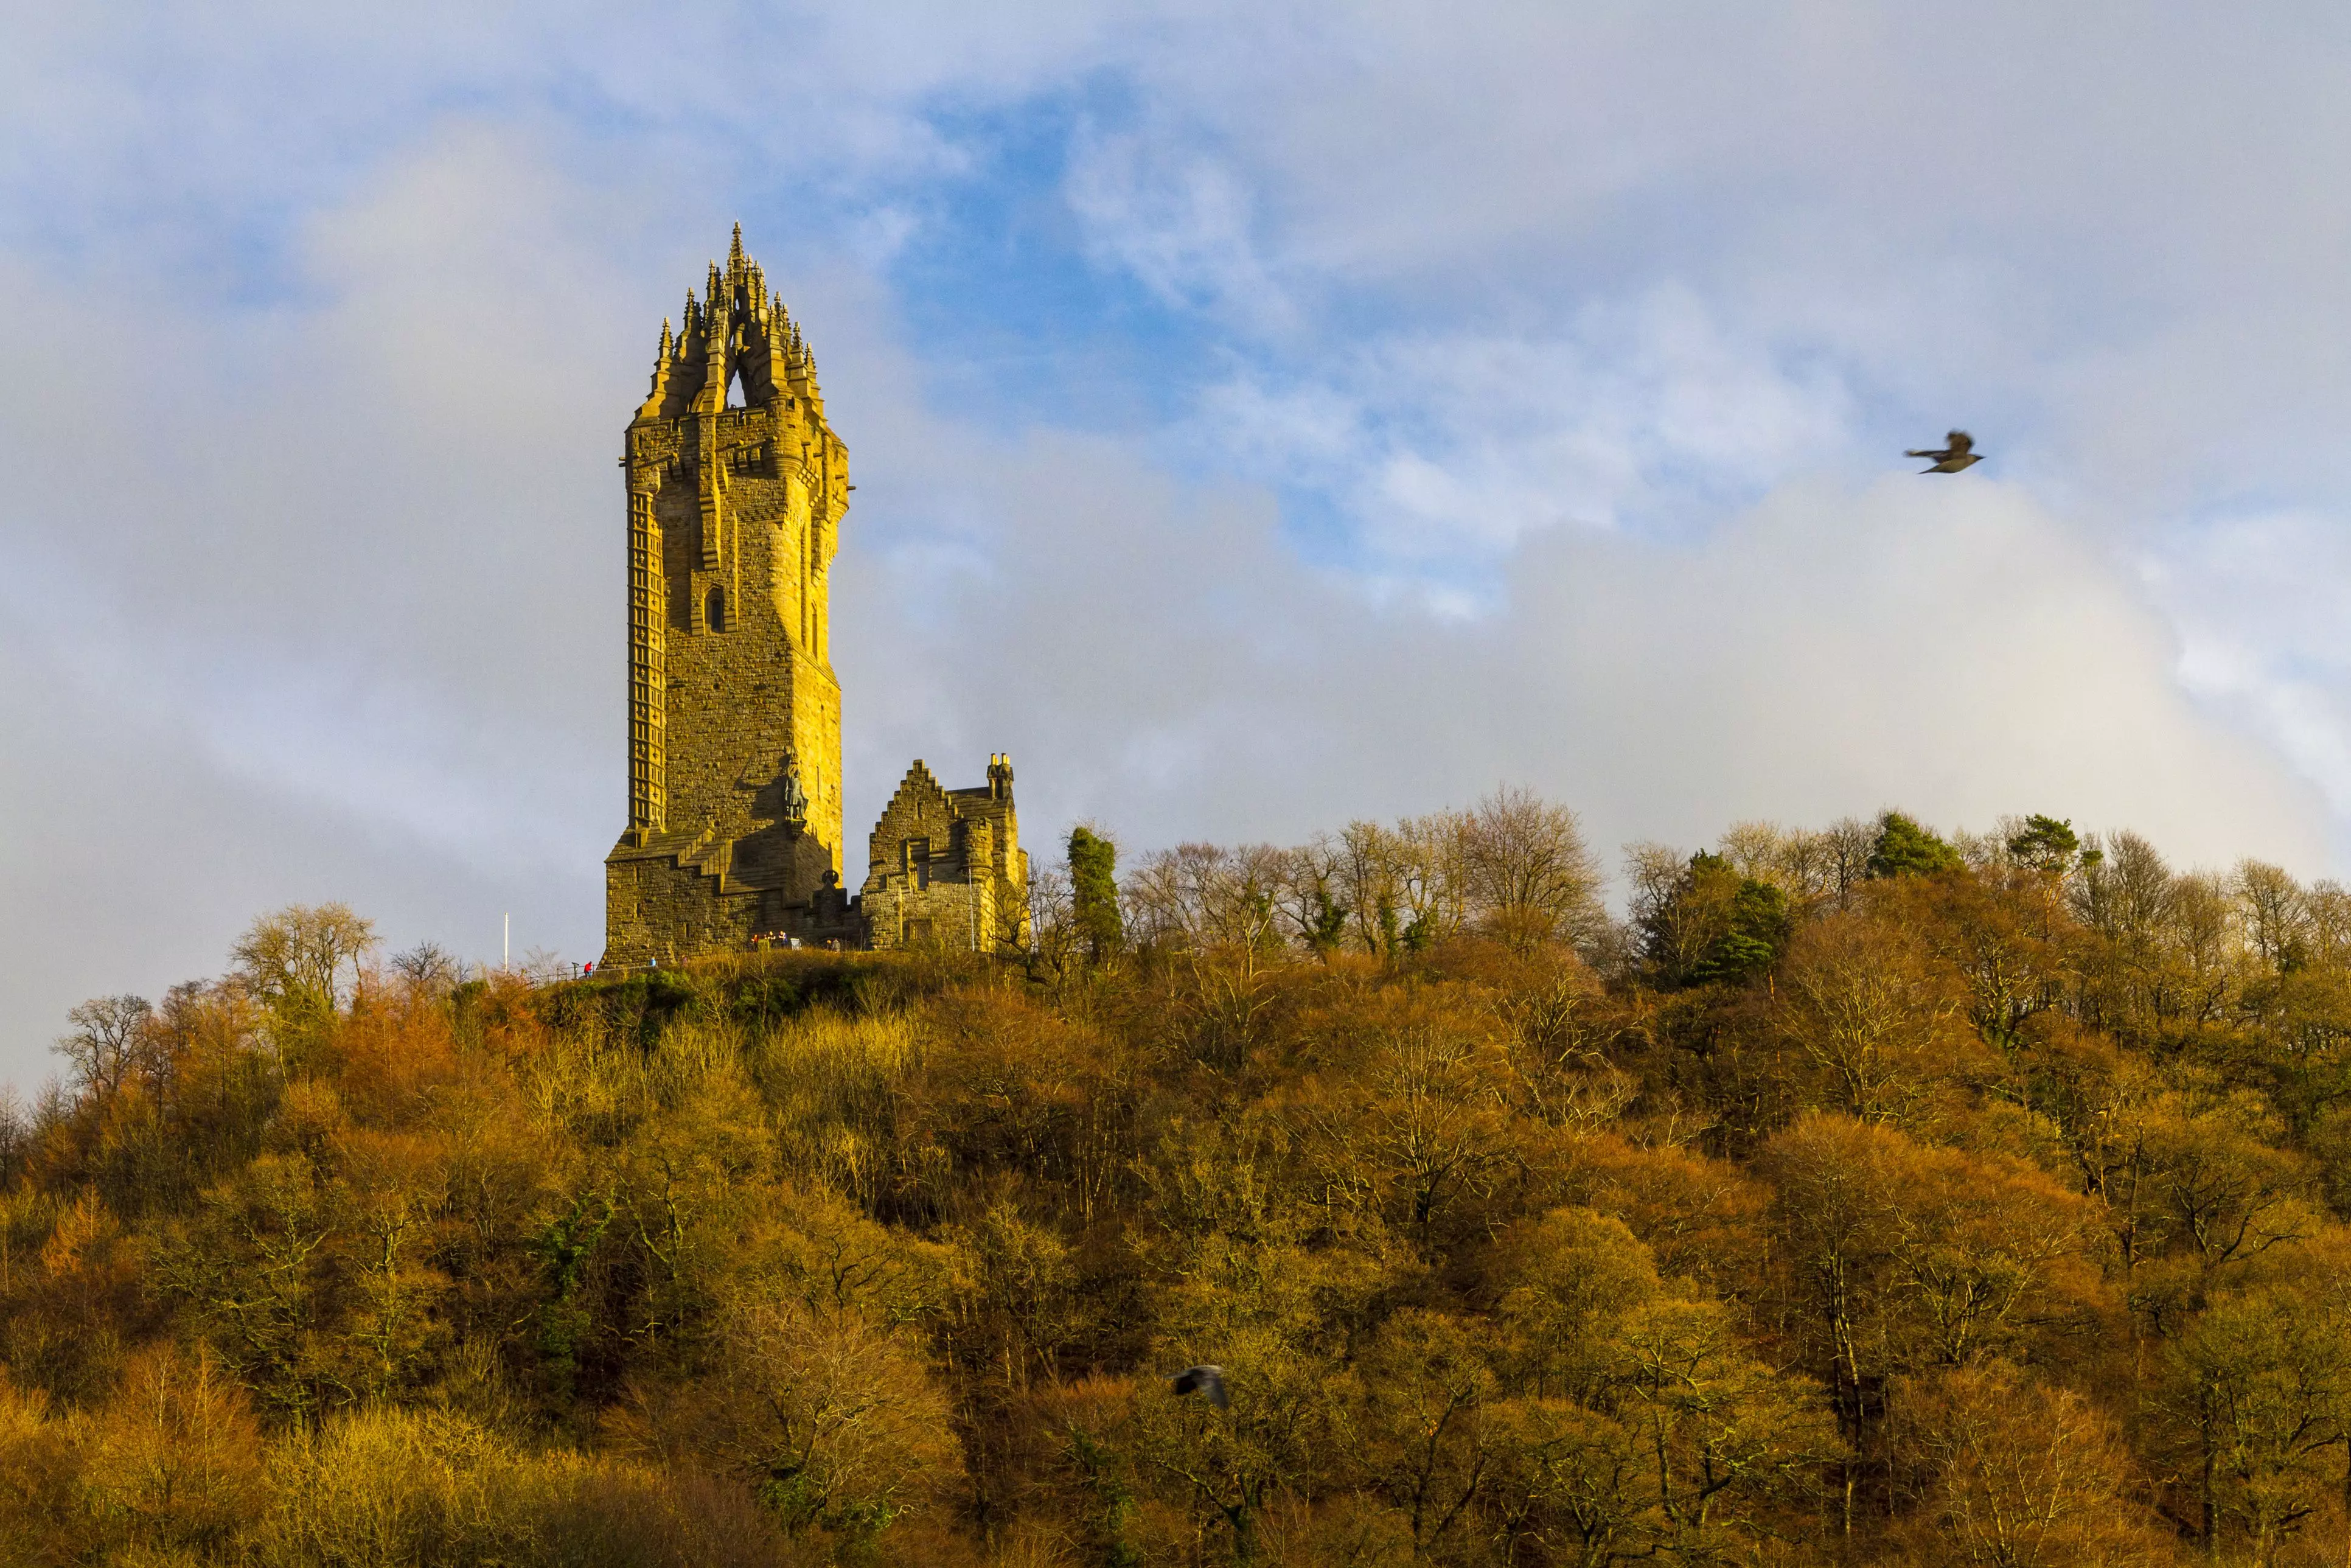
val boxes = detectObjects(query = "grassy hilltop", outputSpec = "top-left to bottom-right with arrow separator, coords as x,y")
7,796 -> 2351,1567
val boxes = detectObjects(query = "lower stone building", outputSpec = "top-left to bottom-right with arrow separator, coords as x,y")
860,756 -> 1031,952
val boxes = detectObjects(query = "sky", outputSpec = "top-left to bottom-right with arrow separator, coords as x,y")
7,2 -> 2351,1085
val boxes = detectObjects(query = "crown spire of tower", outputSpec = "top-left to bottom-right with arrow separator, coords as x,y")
633,229 -> 826,420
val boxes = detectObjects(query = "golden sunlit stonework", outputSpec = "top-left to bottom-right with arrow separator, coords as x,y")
861,756 -> 1031,953
603,229 -> 1026,963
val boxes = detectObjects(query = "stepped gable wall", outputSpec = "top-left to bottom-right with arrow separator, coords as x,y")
862,756 -> 1030,953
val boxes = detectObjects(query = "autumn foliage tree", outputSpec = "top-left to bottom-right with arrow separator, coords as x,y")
15,793 -> 2351,1566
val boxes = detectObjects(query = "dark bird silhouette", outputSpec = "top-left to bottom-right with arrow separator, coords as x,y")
1171,1365 -> 1229,1409
1906,430 -> 1983,473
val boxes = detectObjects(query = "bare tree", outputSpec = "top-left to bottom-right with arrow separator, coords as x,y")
1334,820 -> 1409,956
54,993 -> 155,1098
1457,786 -> 1603,953
391,941 -> 462,996
0,1087 -> 27,1188
1718,820 -> 1845,903
1126,843 -> 1293,1068
1774,915 -> 1962,1123
2234,860 -> 2310,975
1819,817 -> 1879,905
1270,840 -> 1348,956
1125,843 -> 1286,956
1395,810 -> 1471,946
2305,880 -> 2351,970
2071,832 -> 2175,946
231,902 -> 377,1019
1019,864 -> 1085,983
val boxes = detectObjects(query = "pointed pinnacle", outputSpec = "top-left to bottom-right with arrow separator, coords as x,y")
730,222 -> 745,269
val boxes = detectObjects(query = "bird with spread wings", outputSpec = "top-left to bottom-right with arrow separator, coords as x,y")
1170,1365 -> 1229,1409
1906,430 -> 1984,473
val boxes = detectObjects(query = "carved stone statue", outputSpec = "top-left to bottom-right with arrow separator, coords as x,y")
781,753 -> 808,825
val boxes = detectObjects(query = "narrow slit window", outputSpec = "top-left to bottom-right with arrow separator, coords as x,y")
706,587 -> 725,631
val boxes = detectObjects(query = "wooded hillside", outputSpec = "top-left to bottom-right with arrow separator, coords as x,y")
5,796 -> 2350,1568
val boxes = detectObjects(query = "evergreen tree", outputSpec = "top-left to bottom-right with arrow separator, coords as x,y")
1866,812 -> 1964,879
2006,812 -> 2089,873
1695,877 -> 1793,984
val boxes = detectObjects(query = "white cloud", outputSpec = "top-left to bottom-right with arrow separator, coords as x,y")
1194,287 -> 1856,576
1065,129 -> 1297,333
834,394 -> 2324,880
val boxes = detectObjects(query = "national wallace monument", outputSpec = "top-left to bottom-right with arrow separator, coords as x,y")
601,228 -> 1028,966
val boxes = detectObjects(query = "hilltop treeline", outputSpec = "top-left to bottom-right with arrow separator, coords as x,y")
7,794 -> 2351,1567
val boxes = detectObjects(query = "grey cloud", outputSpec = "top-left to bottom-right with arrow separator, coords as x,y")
7,4 -> 2351,1090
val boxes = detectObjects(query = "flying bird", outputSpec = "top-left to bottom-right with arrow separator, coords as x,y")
1171,1365 -> 1229,1409
1906,430 -> 1983,473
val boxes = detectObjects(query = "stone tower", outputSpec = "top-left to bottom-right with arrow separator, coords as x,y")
604,227 -> 857,964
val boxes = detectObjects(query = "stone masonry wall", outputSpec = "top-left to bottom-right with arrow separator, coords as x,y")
862,759 -> 1030,953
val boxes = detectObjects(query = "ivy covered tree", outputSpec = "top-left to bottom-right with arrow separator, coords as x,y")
1067,825 -> 1124,964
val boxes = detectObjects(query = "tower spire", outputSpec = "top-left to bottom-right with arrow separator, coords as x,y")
729,222 -> 746,275
639,318 -> 677,417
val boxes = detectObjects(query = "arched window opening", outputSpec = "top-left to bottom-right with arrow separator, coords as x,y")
706,587 -> 725,632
